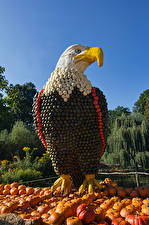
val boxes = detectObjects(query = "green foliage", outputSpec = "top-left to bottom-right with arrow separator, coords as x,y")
0,121 -> 44,160
119,149 -> 130,168
135,151 -> 149,169
0,66 -> 8,91
144,97 -> 149,120
11,148 -> 56,178
5,82 -> 37,126
1,168 -> 42,184
10,121 -> 36,148
35,150 -> 56,177
0,129 -> 15,159
104,113 -> 149,169
12,151 -> 35,171
108,106 -> 131,129
0,66 -> 12,131
0,146 -> 56,185
133,89 -> 149,115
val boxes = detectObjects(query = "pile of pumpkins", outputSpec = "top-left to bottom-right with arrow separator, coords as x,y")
0,178 -> 149,225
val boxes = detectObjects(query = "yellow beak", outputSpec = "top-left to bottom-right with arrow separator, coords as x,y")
74,47 -> 104,67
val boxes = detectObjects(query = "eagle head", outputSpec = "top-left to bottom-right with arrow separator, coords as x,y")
44,44 -> 104,100
56,44 -> 104,73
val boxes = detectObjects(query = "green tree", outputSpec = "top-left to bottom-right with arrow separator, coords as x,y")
144,97 -> 149,120
10,121 -> 37,155
108,106 -> 131,129
135,151 -> 149,169
105,113 -> 149,169
0,66 -> 12,130
0,129 -> 14,159
0,66 -> 8,91
133,89 -> 149,115
0,121 -> 45,160
6,82 -> 37,126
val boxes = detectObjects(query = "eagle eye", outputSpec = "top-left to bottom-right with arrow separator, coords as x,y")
75,49 -> 81,54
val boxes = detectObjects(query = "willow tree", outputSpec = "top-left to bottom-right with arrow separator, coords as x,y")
135,151 -> 149,169
104,113 -> 149,168
144,97 -> 149,120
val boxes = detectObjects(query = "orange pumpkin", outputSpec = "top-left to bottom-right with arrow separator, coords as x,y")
30,210 -> 41,217
19,189 -> 26,195
46,211 -> 65,225
105,209 -> 120,221
141,205 -> 149,216
18,184 -> 26,190
37,204 -> 51,215
65,216 -> 83,225
18,199 -> 30,210
113,201 -> 124,211
10,182 -> 19,189
26,187 -> 34,195
10,187 -> 18,195
0,205 -> 12,214
4,184 -> 11,190
34,187 -> 41,195
120,207 -> 133,218
20,213 -> 31,219
95,207 -> 106,222
6,201 -> 18,211
0,188 -> 3,195
3,189 -> 10,195
41,213 -> 50,220
142,199 -> 149,206
121,198 -> 131,206
100,199 -> 113,210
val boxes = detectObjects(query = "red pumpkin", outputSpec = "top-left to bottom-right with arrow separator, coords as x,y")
126,214 -> 149,225
77,204 -> 95,224
111,217 -> 126,225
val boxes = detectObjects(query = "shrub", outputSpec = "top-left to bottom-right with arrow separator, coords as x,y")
10,121 -> 37,157
35,150 -> 56,177
0,129 -> 15,159
0,121 -> 45,160
1,168 -> 42,184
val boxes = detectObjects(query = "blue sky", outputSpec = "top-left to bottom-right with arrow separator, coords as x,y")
0,0 -> 149,110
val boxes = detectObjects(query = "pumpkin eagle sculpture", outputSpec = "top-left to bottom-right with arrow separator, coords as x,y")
33,44 -> 108,194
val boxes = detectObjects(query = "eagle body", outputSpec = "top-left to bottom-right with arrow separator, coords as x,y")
33,45 -> 108,190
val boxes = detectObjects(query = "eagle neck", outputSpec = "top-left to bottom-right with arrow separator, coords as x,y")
43,67 -> 92,102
